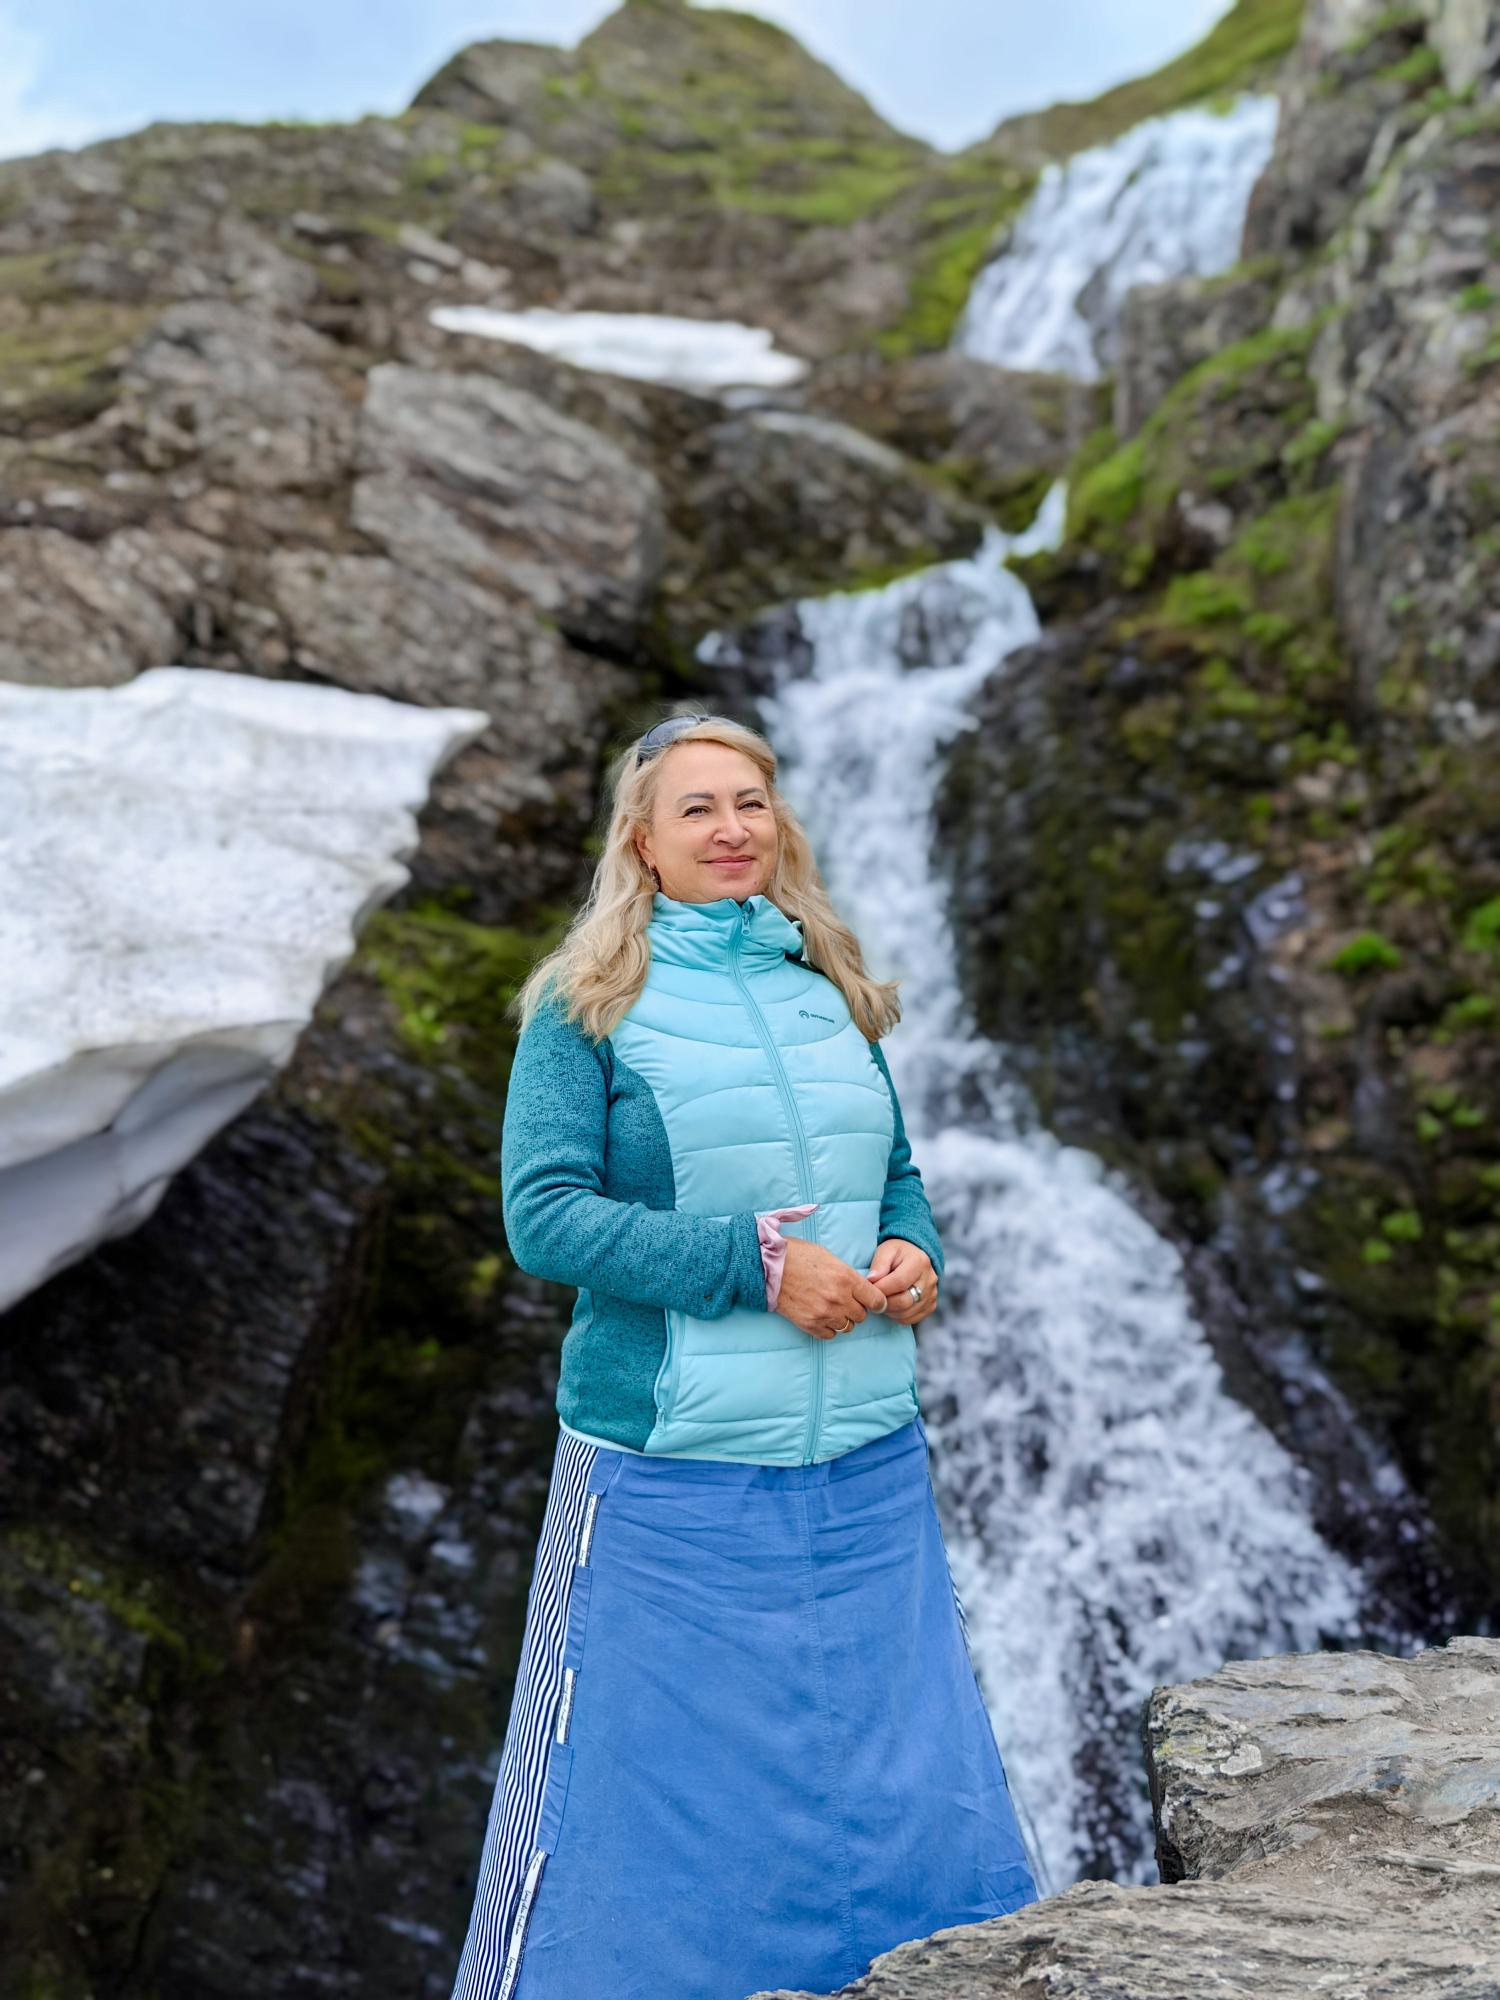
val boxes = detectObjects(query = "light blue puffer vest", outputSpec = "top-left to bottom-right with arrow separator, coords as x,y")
608,889 -> 919,1465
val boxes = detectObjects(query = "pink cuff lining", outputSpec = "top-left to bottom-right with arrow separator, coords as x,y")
756,1203 -> 819,1311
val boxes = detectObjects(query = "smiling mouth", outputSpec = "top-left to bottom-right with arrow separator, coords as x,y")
707,857 -> 753,865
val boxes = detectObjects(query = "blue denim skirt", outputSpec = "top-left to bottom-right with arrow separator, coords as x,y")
448,1413 -> 1037,2000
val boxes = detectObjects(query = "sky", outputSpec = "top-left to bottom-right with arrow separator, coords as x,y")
0,1 -> 1231,163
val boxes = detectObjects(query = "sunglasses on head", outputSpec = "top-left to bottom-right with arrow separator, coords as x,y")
634,713 -> 735,768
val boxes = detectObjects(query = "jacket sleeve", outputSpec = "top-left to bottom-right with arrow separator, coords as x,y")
868,1039 -> 945,1279
502,995 -> 770,1317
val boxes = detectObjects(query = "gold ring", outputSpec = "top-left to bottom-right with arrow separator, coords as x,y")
833,1317 -> 853,1334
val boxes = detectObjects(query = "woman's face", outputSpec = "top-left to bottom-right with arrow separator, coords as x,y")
635,741 -> 779,903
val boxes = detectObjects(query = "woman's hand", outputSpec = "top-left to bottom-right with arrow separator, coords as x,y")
776,1237 -> 889,1341
863,1238 -> 938,1328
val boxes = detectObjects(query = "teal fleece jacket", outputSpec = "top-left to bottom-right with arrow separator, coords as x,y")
502,966 -> 943,1456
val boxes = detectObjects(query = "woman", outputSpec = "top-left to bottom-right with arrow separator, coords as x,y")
449,712 -> 1037,2000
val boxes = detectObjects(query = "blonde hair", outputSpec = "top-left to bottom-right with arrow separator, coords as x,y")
511,712 -> 902,1045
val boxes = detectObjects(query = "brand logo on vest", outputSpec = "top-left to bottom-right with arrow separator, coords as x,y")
798,1008 -> 835,1024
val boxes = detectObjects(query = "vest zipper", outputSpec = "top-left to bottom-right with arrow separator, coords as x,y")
729,909 -> 824,1465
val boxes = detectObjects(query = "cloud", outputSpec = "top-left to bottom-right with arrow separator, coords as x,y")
0,7 -> 135,160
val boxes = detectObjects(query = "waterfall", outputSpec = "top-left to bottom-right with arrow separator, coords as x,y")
953,94 -> 1282,377
455,71 -> 1394,1892
691,86 -> 1356,1886
700,495 -> 1371,1889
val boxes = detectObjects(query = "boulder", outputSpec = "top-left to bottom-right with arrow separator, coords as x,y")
746,1638 -> 1500,1999
351,363 -> 664,650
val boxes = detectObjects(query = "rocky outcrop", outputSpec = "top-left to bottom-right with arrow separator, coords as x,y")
670,406 -> 988,630
807,350 -> 1100,524
352,362 -> 665,649
747,1637 -> 1500,1998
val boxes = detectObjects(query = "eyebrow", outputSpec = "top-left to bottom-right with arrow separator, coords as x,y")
675,787 -> 767,804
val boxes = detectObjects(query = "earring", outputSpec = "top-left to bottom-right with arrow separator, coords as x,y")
649,864 -> 661,888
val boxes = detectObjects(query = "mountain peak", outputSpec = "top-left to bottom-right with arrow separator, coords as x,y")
412,0 -> 911,150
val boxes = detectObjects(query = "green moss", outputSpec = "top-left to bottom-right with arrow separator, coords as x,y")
360,901 -> 561,1061
1196,654 -> 1268,715
1373,43 -> 1442,87
1442,993 -> 1499,1031
1282,414 -> 1350,468
1465,331 -> 1500,377
934,456 -> 1054,528
1452,100 -> 1500,137
1,1525 -> 224,1682
1461,896 -> 1500,957
1120,488 -> 1343,767
810,542 -> 950,596
1328,930 -> 1404,975
1086,823 -> 1204,1042
1119,692 -> 1185,762
1234,489 -> 1338,575
542,69 -> 597,102
404,148 -> 462,192
0,249 -> 77,304
1244,609 -> 1295,647
252,895 -> 573,1623
1174,314 -> 1338,409
1064,314 -> 1340,595
1067,431 -> 1146,541
0,302 -> 153,433
877,176 -> 1036,358
725,156 -> 919,224
1161,571 -> 1253,625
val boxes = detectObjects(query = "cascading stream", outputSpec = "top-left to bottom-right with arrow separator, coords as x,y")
695,87 -> 1358,1888
953,94 -> 1281,376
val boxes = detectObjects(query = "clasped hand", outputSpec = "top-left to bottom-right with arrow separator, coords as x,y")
776,1235 -> 938,1341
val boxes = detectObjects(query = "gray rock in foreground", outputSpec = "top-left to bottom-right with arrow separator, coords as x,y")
748,1636 -> 1500,1999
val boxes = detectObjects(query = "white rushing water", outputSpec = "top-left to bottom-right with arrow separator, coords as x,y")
701,496 -> 1367,1889
953,93 -> 1282,377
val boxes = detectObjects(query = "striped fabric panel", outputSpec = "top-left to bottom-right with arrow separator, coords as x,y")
449,1429 -> 600,2000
